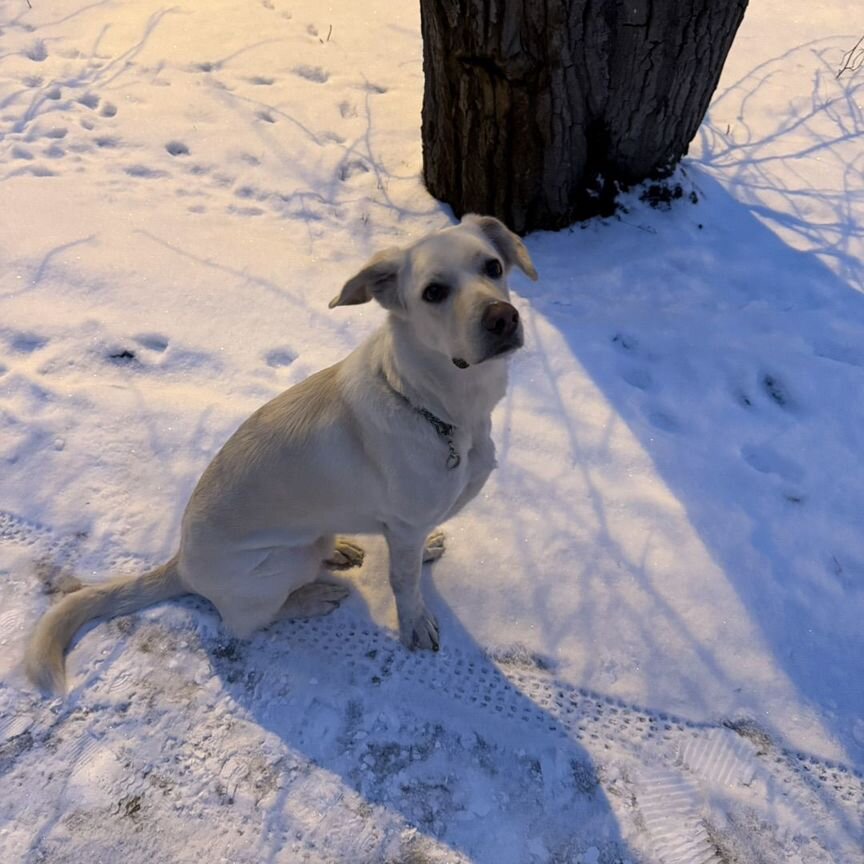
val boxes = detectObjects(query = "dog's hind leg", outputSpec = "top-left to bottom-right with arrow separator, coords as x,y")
324,536 -> 365,569
209,541 -> 327,638
324,532 -> 443,570
423,530 -> 446,563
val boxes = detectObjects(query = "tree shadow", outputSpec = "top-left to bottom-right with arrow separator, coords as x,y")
512,38 -> 864,771
201,563 -> 638,864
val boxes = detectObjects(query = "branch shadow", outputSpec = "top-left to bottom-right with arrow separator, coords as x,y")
200,564 -> 637,864
514,38 -> 864,774
206,66 -> 440,256
0,6 -> 182,142
697,38 -> 864,291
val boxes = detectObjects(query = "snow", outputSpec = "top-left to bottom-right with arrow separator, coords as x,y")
1,0 -> 863,862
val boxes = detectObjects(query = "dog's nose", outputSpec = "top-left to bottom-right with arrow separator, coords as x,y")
481,301 -> 520,338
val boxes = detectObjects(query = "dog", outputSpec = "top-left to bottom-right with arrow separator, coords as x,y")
24,214 -> 538,695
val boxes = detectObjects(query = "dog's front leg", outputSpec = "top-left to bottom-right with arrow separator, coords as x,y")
441,433 -> 496,522
385,527 -> 439,651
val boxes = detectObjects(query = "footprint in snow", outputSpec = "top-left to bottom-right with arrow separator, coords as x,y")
107,348 -> 138,364
100,101 -> 117,118
24,164 -> 56,177
293,65 -> 329,83
621,366 -> 652,391
741,443 -> 804,482
256,109 -> 276,124
645,408 -> 681,434
265,348 -> 297,368
0,510 -> 85,563
6,331 -> 48,354
211,171 -> 235,187
248,75 -> 275,86
134,333 -> 169,353
77,92 -> 100,110
339,159 -> 370,181
636,767 -> 720,864
733,387 -> 754,409
761,373 -> 792,409
165,140 -> 190,156
611,332 -> 638,352
0,607 -> 27,639
611,332 -> 659,392
227,205 -> 264,217
26,40 -> 47,62
125,164 -> 168,179
234,185 -> 265,200
44,127 -> 67,139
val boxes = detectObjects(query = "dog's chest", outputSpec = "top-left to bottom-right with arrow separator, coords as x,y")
453,426 -> 495,481
389,423 -> 494,524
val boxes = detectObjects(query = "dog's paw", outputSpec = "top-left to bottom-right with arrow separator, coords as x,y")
325,538 -> 365,569
423,530 -> 446,563
401,609 -> 440,652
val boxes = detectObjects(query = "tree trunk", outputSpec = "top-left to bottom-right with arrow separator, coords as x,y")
420,0 -> 748,233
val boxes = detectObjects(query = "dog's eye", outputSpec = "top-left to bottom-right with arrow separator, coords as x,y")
483,258 -> 503,279
422,282 -> 450,303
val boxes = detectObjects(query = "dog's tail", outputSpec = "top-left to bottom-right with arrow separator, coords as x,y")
24,556 -> 185,697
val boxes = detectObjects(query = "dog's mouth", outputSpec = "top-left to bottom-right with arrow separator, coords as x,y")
486,337 -> 522,359
451,334 -> 523,369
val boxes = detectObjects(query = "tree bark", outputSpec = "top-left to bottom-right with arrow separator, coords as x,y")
420,0 -> 748,233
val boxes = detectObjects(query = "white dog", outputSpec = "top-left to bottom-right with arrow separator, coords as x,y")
25,214 -> 537,695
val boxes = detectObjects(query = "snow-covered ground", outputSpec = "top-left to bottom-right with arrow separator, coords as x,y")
1,1 -> 862,861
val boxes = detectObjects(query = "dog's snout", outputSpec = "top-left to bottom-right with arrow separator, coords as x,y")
481,301 -> 520,339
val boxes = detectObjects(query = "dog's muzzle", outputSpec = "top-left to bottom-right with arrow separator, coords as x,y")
481,300 -> 522,357
482,301 -> 520,339
452,301 -> 523,369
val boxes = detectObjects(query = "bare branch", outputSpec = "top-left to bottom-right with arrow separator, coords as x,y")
836,34 -> 864,79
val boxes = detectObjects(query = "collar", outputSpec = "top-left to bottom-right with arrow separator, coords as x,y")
380,372 -> 461,470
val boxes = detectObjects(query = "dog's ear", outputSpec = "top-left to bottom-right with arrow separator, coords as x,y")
329,248 -> 405,310
461,214 -> 538,282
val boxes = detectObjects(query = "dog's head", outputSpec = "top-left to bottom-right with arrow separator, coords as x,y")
329,214 -> 537,369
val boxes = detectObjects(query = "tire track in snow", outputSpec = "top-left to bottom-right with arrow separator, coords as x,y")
3,509 -> 863,852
